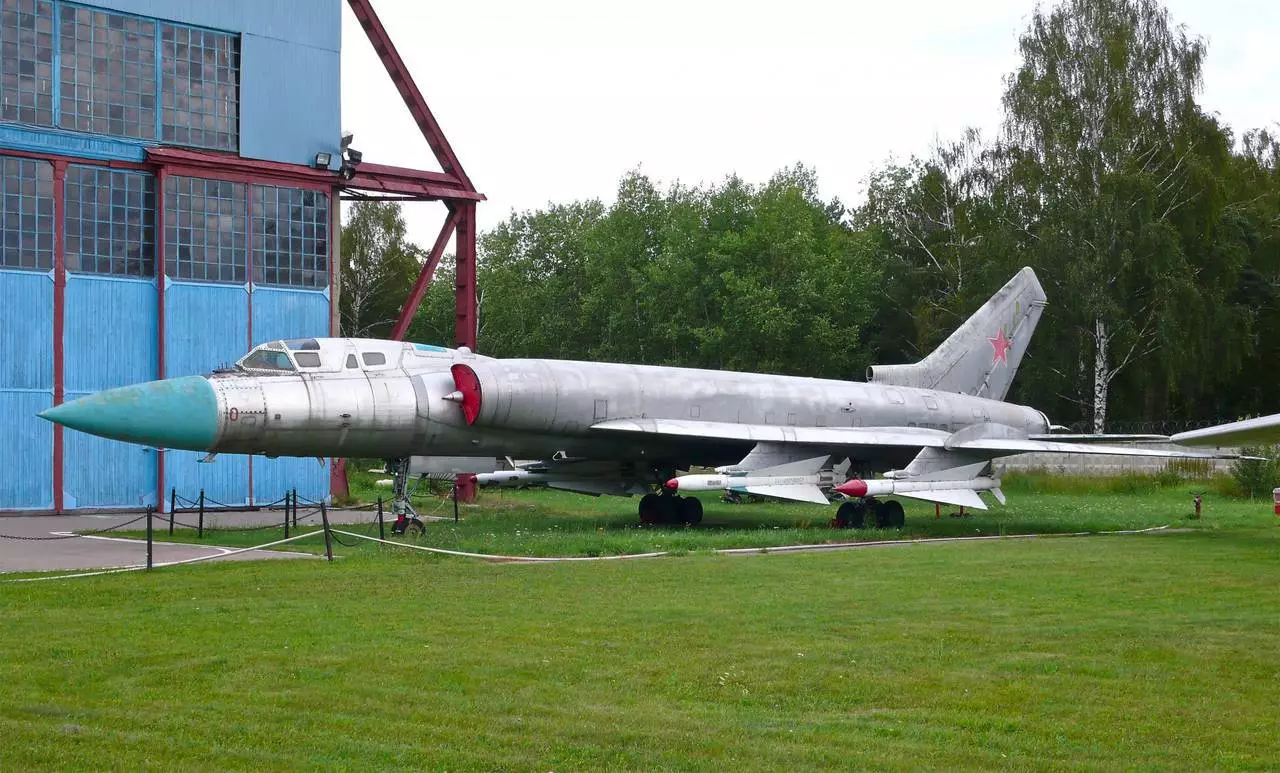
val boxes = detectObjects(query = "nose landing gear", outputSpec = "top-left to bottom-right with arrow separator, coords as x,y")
386,457 -> 426,536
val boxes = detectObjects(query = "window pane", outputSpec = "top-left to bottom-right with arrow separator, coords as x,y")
160,22 -> 238,151
0,154 -> 53,271
164,175 -> 247,284
56,5 -> 156,139
362,352 -> 385,367
0,0 -> 55,127
252,185 -> 329,289
63,166 -> 155,276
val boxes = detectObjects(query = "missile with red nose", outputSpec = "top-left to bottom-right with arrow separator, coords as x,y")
832,476 -> 1002,499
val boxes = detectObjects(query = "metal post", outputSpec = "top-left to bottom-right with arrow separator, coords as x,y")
145,504 -> 153,570
198,488 -> 205,538
292,488 -> 298,527
169,488 -> 176,535
377,496 -> 385,542
283,494 -> 290,538
453,481 -> 459,523
320,501 -> 333,562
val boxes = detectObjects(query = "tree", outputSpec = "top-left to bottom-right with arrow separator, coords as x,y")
999,0 -> 1217,431
339,201 -> 420,339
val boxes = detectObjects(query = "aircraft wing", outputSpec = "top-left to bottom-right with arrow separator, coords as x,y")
589,419 -> 952,448
591,418 -> 1235,461
1170,414 -> 1280,449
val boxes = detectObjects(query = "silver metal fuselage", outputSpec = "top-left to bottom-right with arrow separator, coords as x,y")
209,341 -> 1049,468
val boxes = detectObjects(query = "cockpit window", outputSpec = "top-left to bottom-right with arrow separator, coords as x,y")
294,352 -> 322,368
362,352 -> 386,366
283,338 -> 320,351
240,349 -> 296,372
346,354 -> 359,369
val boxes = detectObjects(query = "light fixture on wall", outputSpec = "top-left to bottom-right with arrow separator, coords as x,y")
337,131 -> 362,181
312,151 -> 332,169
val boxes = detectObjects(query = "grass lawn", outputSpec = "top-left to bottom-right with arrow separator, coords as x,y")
2,526 -> 1278,770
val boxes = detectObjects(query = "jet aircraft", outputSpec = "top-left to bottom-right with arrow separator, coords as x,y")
40,267 -> 1232,527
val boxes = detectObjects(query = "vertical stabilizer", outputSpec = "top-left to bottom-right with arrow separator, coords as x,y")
867,267 -> 1046,400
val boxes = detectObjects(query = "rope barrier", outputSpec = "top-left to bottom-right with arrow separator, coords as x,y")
0,512 -> 152,542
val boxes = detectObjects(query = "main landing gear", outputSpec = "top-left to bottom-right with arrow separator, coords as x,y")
638,492 -> 703,525
832,498 -> 905,530
385,457 -> 426,536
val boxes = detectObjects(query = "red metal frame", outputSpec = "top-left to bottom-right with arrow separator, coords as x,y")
346,0 -> 483,498
51,160 -> 66,513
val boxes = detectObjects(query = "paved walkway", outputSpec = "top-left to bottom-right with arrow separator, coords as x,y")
0,507 -> 379,574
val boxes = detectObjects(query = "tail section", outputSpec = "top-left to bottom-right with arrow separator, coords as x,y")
867,267 -> 1046,400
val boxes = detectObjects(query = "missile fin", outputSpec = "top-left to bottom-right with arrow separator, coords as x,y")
896,488 -> 988,510
991,487 -> 1007,505
743,484 -> 831,505
753,456 -> 831,477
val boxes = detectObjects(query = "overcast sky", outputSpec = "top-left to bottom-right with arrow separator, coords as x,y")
339,0 -> 1280,248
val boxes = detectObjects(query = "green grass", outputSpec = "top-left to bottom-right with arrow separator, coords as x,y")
2,527 -> 1278,770
125,472 -> 1275,559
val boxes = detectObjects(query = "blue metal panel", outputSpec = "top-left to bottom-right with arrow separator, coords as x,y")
0,270 -> 54,391
164,281 -> 249,376
0,271 -> 53,510
164,280 -> 250,505
0,117 -> 149,163
62,275 -> 157,508
86,0 -> 341,51
250,287 -> 330,503
0,392 -> 54,510
251,287 -> 329,344
239,34 -> 340,167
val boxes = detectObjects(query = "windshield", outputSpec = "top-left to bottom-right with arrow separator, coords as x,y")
240,349 -> 296,372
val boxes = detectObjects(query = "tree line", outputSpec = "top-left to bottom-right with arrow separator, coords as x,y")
342,0 -> 1280,432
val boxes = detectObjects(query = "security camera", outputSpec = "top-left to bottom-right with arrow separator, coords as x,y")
340,130 -> 354,150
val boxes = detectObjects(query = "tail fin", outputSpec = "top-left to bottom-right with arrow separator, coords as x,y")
867,267 -> 1046,400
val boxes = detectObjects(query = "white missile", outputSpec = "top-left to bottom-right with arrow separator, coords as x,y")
832,476 -> 1004,510
666,457 -> 836,505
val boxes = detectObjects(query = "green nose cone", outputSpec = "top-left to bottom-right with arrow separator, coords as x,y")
39,376 -> 218,451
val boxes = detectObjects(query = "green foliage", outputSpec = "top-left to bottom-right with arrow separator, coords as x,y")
1229,446 -> 1280,499
339,201 -> 421,339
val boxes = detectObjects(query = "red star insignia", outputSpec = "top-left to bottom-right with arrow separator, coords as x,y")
989,328 -> 1012,366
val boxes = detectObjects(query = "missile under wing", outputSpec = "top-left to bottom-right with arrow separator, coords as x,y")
39,267 -> 1238,527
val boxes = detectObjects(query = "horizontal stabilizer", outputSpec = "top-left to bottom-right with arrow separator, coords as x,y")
896,488 -> 988,510
743,484 -> 831,505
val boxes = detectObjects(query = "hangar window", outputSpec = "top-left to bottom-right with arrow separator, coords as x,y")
57,5 -> 157,140
164,175 -> 247,284
362,352 -> 386,367
252,185 -> 329,289
160,22 -> 238,151
64,166 -> 154,276
293,352 -> 321,368
0,155 -> 53,271
0,0 -> 54,128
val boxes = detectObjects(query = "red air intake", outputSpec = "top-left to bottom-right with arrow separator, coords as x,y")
450,364 -> 483,425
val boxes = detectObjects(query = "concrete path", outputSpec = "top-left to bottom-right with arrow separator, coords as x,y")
0,507 -> 379,574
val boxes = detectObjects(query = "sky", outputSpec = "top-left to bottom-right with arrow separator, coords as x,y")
339,0 -> 1280,248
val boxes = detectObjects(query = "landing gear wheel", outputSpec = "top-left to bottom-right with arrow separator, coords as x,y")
680,496 -> 703,525
876,500 -> 905,529
402,518 -> 425,538
638,494 -> 662,525
657,495 -> 683,525
834,501 -> 866,529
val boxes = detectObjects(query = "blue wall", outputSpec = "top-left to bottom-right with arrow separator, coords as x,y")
164,281 -> 251,506
62,275 -> 158,508
0,271 -> 54,510
250,287 -> 331,504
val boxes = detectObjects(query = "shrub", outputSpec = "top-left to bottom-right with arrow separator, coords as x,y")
1228,446 -> 1280,500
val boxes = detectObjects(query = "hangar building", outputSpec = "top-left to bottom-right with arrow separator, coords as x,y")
0,0 -> 342,511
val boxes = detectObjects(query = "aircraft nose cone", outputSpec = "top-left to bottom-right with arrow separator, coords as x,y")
38,376 -> 219,451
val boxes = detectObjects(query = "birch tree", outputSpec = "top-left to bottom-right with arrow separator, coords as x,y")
339,201 -> 420,339
1001,0 -> 1209,431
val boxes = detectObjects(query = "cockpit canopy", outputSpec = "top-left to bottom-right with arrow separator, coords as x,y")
234,338 -> 461,375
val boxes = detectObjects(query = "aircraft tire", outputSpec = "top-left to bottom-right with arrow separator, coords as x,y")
835,501 -> 865,529
638,494 -> 662,524
403,518 -> 426,538
879,500 -> 905,529
680,496 -> 703,525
